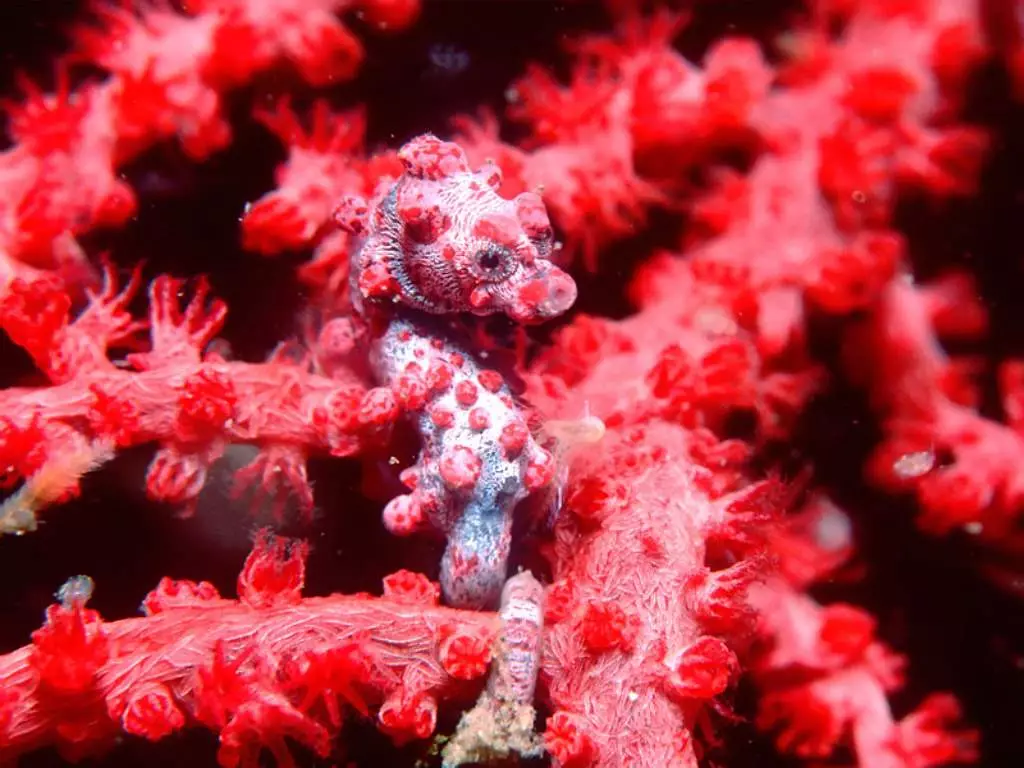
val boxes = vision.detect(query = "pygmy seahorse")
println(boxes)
[334,134,577,608]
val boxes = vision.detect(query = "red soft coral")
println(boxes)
[0,531,495,766]
[628,0,990,364]
[0,270,390,529]
[540,424,764,767]
[846,275,1024,540]
[750,499,978,768]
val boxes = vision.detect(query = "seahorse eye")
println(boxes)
[473,244,515,281]
[477,249,501,270]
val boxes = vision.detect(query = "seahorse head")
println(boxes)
[338,134,577,323]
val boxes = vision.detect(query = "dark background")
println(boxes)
[0,1,1022,765]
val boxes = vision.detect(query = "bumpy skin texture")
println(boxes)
[335,135,575,608]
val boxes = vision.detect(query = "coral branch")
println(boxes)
[627,0,989,360]
[0,0,419,307]
[750,499,978,768]
[845,275,1024,540]
[0,272,386,524]
[0,532,497,766]
[540,424,760,768]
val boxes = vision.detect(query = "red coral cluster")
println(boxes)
[1,533,499,765]
[0,0,1021,767]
